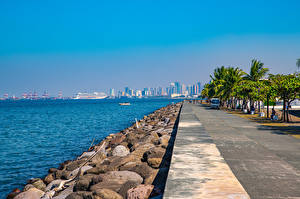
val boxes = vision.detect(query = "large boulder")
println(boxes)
[44,173,55,184]
[112,145,130,157]
[130,143,155,160]
[125,133,138,149]
[65,193,83,199]
[27,178,46,191]
[89,152,106,165]
[109,133,126,147]
[78,151,96,160]
[66,159,87,171]
[23,184,35,191]
[52,184,74,199]
[158,135,170,148]
[85,164,110,175]
[45,179,64,191]
[54,170,63,179]
[90,171,143,193]
[118,181,140,198]
[108,154,139,171]
[143,169,159,185]
[127,184,154,199]
[119,161,138,171]
[68,165,93,179]
[49,168,58,173]
[139,132,159,144]
[143,147,165,168]
[128,163,156,180]
[73,174,95,191]
[14,188,44,199]
[93,188,123,199]
[65,191,93,199]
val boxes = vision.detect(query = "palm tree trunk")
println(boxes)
[282,98,286,122]
[286,101,290,123]
[267,94,270,118]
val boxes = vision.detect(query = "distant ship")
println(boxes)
[74,92,107,99]
[119,102,131,106]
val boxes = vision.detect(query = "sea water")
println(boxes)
[0,98,182,197]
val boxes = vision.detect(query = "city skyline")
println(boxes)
[1,1,300,96]
[0,80,202,99]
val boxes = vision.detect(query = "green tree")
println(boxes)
[244,59,269,111]
[204,66,246,108]
[245,59,269,81]
[221,67,245,109]
[262,79,278,118]
[269,74,300,122]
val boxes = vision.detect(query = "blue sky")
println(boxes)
[0,0,300,96]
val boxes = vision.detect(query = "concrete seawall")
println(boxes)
[163,102,250,199]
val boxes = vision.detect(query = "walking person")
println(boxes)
[271,107,276,120]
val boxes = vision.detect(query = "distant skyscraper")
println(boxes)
[158,87,163,96]
[174,81,181,94]
[169,82,175,96]
[197,82,201,94]
[124,87,130,96]
[110,88,115,97]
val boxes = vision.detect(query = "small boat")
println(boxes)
[119,102,131,106]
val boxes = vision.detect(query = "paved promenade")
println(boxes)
[164,102,300,199]
[164,102,250,199]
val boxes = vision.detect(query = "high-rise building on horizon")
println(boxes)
[109,88,115,97]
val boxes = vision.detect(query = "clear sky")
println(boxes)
[0,0,300,96]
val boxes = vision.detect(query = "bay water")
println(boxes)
[0,98,181,197]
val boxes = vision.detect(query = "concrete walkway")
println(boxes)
[163,103,250,199]
[193,104,300,199]
[164,102,300,199]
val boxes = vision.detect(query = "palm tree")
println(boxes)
[244,59,269,111]
[210,66,227,81]
[222,67,245,108]
[245,59,269,81]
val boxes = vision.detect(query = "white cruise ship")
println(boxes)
[74,92,107,99]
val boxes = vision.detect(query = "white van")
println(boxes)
[210,98,220,109]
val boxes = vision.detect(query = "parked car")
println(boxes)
[210,98,220,109]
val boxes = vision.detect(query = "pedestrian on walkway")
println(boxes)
[271,107,276,120]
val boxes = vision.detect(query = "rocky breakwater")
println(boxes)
[7,102,182,199]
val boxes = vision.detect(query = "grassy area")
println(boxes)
[226,109,300,139]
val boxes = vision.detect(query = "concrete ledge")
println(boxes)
[163,102,250,199]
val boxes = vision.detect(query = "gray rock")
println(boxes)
[46,179,64,191]
[69,165,93,179]
[118,180,140,198]
[73,174,95,192]
[65,193,83,199]
[112,145,130,157]
[127,184,154,199]
[30,178,46,191]
[52,184,74,199]
[23,184,35,191]
[93,188,123,199]
[78,151,96,160]
[44,173,55,184]
[90,171,143,192]
[14,188,44,199]
[158,135,170,148]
